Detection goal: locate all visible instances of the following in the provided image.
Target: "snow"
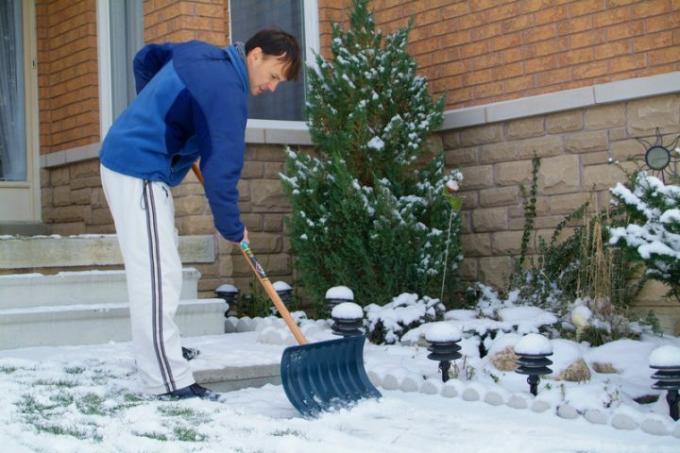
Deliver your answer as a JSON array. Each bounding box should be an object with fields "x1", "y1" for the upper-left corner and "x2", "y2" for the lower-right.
[
  {"x1": 366, "y1": 136, "x2": 385, "y2": 150},
  {"x1": 331, "y1": 302, "x2": 363, "y2": 319},
  {"x1": 325, "y1": 286, "x2": 354, "y2": 301},
  {"x1": 498, "y1": 306, "x2": 558, "y2": 334},
  {"x1": 272, "y1": 281, "x2": 292, "y2": 292},
  {"x1": 445, "y1": 179, "x2": 459, "y2": 192},
  {"x1": 649, "y1": 345, "x2": 680, "y2": 367},
  {"x1": 215, "y1": 283, "x2": 238, "y2": 293},
  {"x1": 571, "y1": 304, "x2": 593, "y2": 328},
  {"x1": 425, "y1": 322, "x2": 461, "y2": 342},
  {"x1": 514, "y1": 333, "x2": 553, "y2": 355}
]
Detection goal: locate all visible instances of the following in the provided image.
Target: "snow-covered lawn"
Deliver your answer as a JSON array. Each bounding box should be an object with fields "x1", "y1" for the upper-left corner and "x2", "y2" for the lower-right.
[{"x1": 0, "y1": 329, "x2": 678, "y2": 452}]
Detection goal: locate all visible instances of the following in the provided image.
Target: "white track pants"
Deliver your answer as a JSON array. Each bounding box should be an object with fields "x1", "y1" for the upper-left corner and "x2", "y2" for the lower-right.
[{"x1": 100, "y1": 164, "x2": 194, "y2": 394}]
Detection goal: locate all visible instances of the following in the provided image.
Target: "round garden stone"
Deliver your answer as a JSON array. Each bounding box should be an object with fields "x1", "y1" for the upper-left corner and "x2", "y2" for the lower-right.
[
  {"x1": 484, "y1": 390, "x2": 505, "y2": 406},
  {"x1": 584, "y1": 409, "x2": 608, "y2": 425},
  {"x1": 441, "y1": 383, "x2": 458, "y2": 398},
  {"x1": 421, "y1": 380, "x2": 440, "y2": 395},
  {"x1": 640, "y1": 418, "x2": 669, "y2": 436},
  {"x1": 382, "y1": 374, "x2": 400, "y2": 390},
  {"x1": 507, "y1": 394, "x2": 528, "y2": 409},
  {"x1": 611, "y1": 413, "x2": 638, "y2": 430},
  {"x1": 531, "y1": 400, "x2": 551, "y2": 413},
  {"x1": 367, "y1": 370, "x2": 382, "y2": 387},
  {"x1": 557, "y1": 404, "x2": 579, "y2": 419},
  {"x1": 400, "y1": 376, "x2": 420, "y2": 392},
  {"x1": 236, "y1": 317, "x2": 255, "y2": 332},
  {"x1": 462, "y1": 387, "x2": 480, "y2": 401}
]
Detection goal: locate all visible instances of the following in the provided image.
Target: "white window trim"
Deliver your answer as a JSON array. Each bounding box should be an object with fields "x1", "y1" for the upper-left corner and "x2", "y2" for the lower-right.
[{"x1": 96, "y1": 0, "x2": 114, "y2": 138}]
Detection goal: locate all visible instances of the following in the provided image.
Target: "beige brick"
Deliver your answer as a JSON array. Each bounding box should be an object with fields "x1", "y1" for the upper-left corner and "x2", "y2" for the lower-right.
[
  {"x1": 442, "y1": 131, "x2": 460, "y2": 149},
  {"x1": 241, "y1": 213, "x2": 263, "y2": 232},
  {"x1": 494, "y1": 160, "x2": 533, "y2": 186},
  {"x1": 41, "y1": 187, "x2": 53, "y2": 206},
  {"x1": 50, "y1": 167, "x2": 70, "y2": 185},
  {"x1": 581, "y1": 151, "x2": 610, "y2": 166},
  {"x1": 505, "y1": 117, "x2": 545, "y2": 140},
  {"x1": 627, "y1": 95, "x2": 680, "y2": 136},
  {"x1": 546, "y1": 110, "x2": 583, "y2": 133},
  {"x1": 70, "y1": 159, "x2": 100, "y2": 178},
  {"x1": 608, "y1": 127, "x2": 627, "y2": 141},
  {"x1": 176, "y1": 215, "x2": 214, "y2": 235},
  {"x1": 585, "y1": 104, "x2": 626, "y2": 129},
  {"x1": 249, "y1": 233, "x2": 283, "y2": 254},
  {"x1": 51, "y1": 205, "x2": 90, "y2": 223},
  {"x1": 459, "y1": 124, "x2": 503, "y2": 146},
  {"x1": 257, "y1": 253, "x2": 291, "y2": 276},
  {"x1": 564, "y1": 130, "x2": 609, "y2": 153},
  {"x1": 241, "y1": 161, "x2": 264, "y2": 179},
  {"x1": 539, "y1": 155, "x2": 580, "y2": 194},
  {"x1": 40, "y1": 169, "x2": 50, "y2": 188},
  {"x1": 491, "y1": 230, "x2": 524, "y2": 255},
  {"x1": 263, "y1": 214, "x2": 285, "y2": 232},
  {"x1": 459, "y1": 258, "x2": 478, "y2": 281},
  {"x1": 50, "y1": 222, "x2": 86, "y2": 236},
  {"x1": 445, "y1": 147, "x2": 478, "y2": 166},
  {"x1": 461, "y1": 165, "x2": 493, "y2": 189},
  {"x1": 70, "y1": 188, "x2": 90, "y2": 205},
  {"x1": 175, "y1": 196, "x2": 208, "y2": 216},
  {"x1": 219, "y1": 254, "x2": 254, "y2": 277},
  {"x1": 461, "y1": 233, "x2": 492, "y2": 257},
  {"x1": 481, "y1": 135, "x2": 562, "y2": 163},
  {"x1": 251, "y1": 180, "x2": 290, "y2": 212},
  {"x1": 478, "y1": 256, "x2": 513, "y2": 289},
  {"x1": 460, "y1": 210, "x2": 473, "y2": 234},
  {"x1": 71, "y1": 175, "x2": 101, "y2": 190},
  {"x1": 472, "y1": 207, "x2": 507, "y2": 232},
  {"x1": 480, "y1": 186, "x2": 520, "y2": 207},
  {"x1": 90, "y1": 207, "x2": 113, "y2": 225},
  {"x1": 53, "y1": 186, "x2": 71, "y2": 207},
  {"x1": 427, "y1": 135, "x2": 444, "y2": 154},
  {"x1": 608, "y1": 139, "x2": 644, "y2": 162},
  {"x1": 252, "y1": 145, "x2": 288, "y2": 162},
  {"x1": 543, "y1": 192, "x2": 593, "y2": 215},
  {"x1": 461, "y1": 191, "x2": 478, "y2": 209},
  {"x1": 172, "y1": 181, "x2": 205, "y2": 197},
  {"x1": 264, "y1": 162, "x2": 284, "y2": 178},
  {"x1": 583, "y1": 161, "x2": 636, "y2": 190},
  {"x1": 237, "y1": 180, "x2": 250, "y2": 202}
]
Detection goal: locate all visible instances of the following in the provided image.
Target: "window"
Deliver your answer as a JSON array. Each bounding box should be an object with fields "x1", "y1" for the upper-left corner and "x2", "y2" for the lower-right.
[
  {"x1": 230, "y1": 0, "x2": 318, "y2": 121},
  {"x1": 97, "y1": 0, "x2": 144, "y2": 135},
  {"x1": 109, "y1": 0, "x2": 144, "y2": 120},
  {"x1": 0, "y1": 0, "x2": 26, "y2": 181}
]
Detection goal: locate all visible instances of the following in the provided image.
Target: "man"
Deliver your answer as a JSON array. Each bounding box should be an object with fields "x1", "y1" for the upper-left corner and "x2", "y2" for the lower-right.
[{"x1": 99, "y1": 30, "x2": 301, "y2": 400}]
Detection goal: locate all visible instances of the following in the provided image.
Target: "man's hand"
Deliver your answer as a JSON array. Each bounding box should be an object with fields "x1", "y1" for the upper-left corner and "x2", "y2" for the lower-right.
[{"x1": 241, "y1": 227, "x2": 249, "y2": 245}]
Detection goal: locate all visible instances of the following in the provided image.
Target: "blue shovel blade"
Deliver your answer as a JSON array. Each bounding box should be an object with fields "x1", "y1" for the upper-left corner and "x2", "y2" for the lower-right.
[{"x1": 280, "y1": 335, "x2": 381, "y2": 417}]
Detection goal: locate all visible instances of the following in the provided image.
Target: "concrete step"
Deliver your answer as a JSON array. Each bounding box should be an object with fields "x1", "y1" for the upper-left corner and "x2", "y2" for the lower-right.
[
  {"x1": 0, "y1": 298, "x2": 227, "y2": 350},
  {"x1": 0, "y1": 234, "x2": 214, "y2": 270},
  {"x1": 0, "y1": 268, "x2": 200, "y2": 309}
]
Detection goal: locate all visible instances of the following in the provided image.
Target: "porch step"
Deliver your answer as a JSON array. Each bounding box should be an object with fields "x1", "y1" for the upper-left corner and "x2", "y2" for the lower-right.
[
  {"x1": 0, "y1": 234, "x2": 214, "y2": 270},
  {"x1": 0, "y1": 298, "x2": 226, "y2": 350},
  {"x1": 0, "y1": 268, "x2": 200, "y2": 309}
]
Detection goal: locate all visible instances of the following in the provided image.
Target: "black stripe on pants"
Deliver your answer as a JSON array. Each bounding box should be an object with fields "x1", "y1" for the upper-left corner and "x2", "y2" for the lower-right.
[{"x1": 143, "y1": 181, "x2": 176, "y2": 393}]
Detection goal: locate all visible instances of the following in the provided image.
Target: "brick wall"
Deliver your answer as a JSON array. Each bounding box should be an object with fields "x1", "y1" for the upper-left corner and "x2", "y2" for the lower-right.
[
  {"x1": 444, "y1": 93, "x2": 680, "y2": 332},
  {"x1": 370, "y1": 0, "x2": 680, "y2": 110},
  {"x1": 144, "y1": 0, "x2": 228, "y2": 44},
  {"x1": 36, "y1": 0, "x2": 100, "y2": 153}
]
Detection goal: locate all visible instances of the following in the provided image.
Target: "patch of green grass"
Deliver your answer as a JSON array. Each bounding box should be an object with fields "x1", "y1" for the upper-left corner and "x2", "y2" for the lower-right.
[
  {"x1": 271, "y1": 429, "x2": 306, "y2": 438},
  {"x1": 0, "y1": 366, "x2": 17, "y2": 374},
  {"x1": 50, "y1": 391, "x2": 75, "y2": 406},
  {"x1": 64, "y1": 366, "x2": 85, "y2": 375},
  {"x1": 76, "y1": 393, "x2": 106, "y2": 415},
  {"x1": 173, "y1": 426, "x2": 206, "y2": 442},
  {"x1": 16, "y1": 394, "x2": 60, "y2": 414},
  {"x1": 157, "y1": 404, "x2": 196, "y2": 418},
  {"x1": 135, "y1": 431, "x2": 169, "y2": 441},
  {"x1": 33, "y1": 379, "x2": 78, "y2": 388}
]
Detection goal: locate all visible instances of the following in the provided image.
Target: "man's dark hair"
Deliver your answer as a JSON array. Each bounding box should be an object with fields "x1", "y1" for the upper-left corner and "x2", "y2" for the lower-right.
[{"x1": 245, "y1": 29, "x2": 302, "y2": 81}]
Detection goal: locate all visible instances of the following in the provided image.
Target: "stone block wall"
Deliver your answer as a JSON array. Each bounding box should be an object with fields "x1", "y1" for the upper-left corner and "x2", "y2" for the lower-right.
[
  {"x1": 40, "y1": 143, "x2": 303, "y2": 298},
  {"x1": 444, "y1": 93, "x2": 680, "y2": 332}
]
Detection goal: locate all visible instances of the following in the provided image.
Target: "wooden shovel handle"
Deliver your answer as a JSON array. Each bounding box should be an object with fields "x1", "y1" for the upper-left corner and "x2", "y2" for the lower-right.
[{"x1": 191, "y1": 162, "x2": 307, "y2": 345}]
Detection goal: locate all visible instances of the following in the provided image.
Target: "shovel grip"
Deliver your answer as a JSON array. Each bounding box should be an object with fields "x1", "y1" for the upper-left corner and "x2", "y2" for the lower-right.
[{"x1": 191, "y1": 162, "x2": 308, "y2": 345}]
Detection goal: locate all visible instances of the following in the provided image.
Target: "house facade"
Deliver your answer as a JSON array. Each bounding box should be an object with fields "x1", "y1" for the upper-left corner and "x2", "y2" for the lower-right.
[{"x1": 2, "y1": 0, "x2": 679, "y2": 331}]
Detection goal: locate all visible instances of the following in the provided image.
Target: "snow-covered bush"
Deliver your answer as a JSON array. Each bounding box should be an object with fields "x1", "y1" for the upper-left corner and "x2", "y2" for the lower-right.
[
  {"x1": 609, "y1": 171, "x2": 680, "y2": 303},
  {"x1": 365, "y1": 293, "x2": 445, "y2": 344},
  {"x1": 280, "y1": 0, "x2": 462, "y2": 315}
]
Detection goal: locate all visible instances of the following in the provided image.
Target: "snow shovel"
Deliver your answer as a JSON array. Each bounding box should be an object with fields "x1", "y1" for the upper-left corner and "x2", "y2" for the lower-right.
[{"x1": 192, "y1": 163, "x2": 381, "y2": 417}]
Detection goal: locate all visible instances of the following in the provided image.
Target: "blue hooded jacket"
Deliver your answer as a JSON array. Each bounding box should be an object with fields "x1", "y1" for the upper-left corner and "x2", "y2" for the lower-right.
[{"x1": 100, "y1": 41, "x2": 249, "y2": 242}]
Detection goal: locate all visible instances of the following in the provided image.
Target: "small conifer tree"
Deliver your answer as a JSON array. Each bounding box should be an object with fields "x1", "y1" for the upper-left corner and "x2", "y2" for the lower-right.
[{"x1": 280, "y1": 0, "x2": 462, "y2": 312}]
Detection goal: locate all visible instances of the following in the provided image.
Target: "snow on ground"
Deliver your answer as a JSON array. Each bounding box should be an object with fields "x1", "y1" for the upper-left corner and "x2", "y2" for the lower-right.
[{"x1": 0, "y1": 331, "x2": 678, "y2": 452}]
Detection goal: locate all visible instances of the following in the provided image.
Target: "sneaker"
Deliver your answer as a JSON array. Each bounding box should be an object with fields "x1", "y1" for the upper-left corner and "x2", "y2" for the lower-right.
[
  {"x1": 182, "y1": 346, "x2": 200, "y2": 361},
  {"x1": 160, "y1": 383, "x2": 221, "y2": 402}
]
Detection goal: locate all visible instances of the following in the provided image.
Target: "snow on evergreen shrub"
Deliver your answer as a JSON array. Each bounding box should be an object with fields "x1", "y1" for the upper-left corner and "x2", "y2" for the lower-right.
[
  {"x1": 280, "y1": 0, "x2": 462, "y2": 314},
  {"x1": 609, "y1": 171, "x2": 680, "y2": 302},
  {"x1": 365, "y1": 293, "x2": 444, "y2": 344}
]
